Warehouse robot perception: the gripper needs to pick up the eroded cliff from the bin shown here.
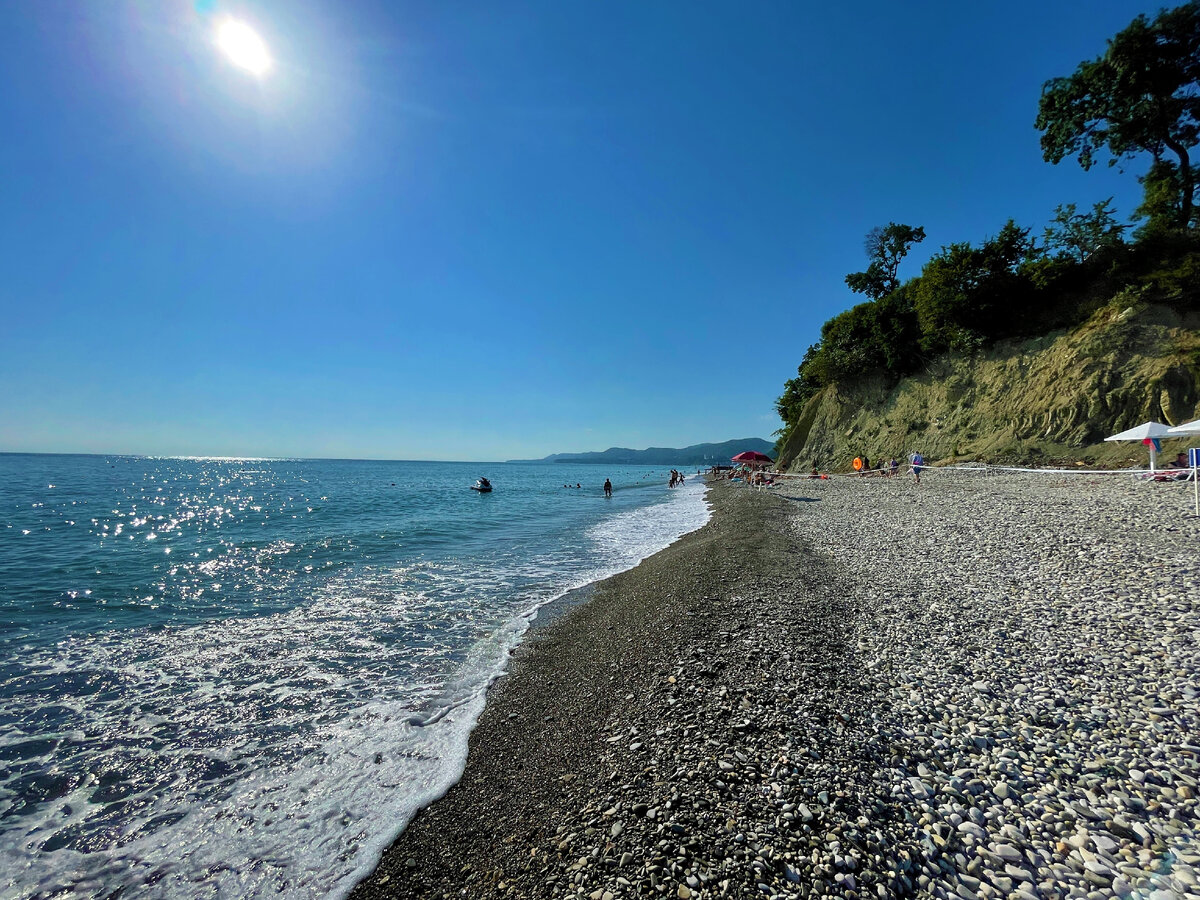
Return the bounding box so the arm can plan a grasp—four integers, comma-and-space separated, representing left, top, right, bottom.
778, 301, 1200, 471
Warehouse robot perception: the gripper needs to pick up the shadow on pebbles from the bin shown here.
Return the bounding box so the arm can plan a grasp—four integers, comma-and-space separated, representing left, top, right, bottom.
352, 474, 1200, 900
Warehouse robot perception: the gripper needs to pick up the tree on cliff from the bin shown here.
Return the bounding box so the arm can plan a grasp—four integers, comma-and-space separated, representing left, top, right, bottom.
844, 223, 926, 300
1134, 159, 1196, 234
1043, 198, 1126, 262
912, 220, 1039, 353
1035, 2, 1200, 231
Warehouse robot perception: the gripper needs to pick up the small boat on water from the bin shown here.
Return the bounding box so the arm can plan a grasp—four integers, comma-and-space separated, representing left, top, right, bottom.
471, 477, 493, 493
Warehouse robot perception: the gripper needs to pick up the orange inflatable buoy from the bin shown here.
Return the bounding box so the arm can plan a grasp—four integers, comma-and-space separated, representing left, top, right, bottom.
852, 457, 863, 471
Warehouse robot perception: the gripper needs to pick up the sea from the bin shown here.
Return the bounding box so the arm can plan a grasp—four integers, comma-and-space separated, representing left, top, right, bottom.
0, 454, 711, 899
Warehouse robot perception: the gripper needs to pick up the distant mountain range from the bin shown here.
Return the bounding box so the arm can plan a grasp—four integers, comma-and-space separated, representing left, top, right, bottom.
508, 438, 775, 466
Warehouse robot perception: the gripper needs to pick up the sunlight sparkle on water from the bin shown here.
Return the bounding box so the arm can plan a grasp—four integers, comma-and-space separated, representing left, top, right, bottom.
216, 19, 271, 77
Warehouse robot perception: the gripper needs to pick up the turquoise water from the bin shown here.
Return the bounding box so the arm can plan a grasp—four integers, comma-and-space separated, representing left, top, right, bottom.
0, 454, 709, 899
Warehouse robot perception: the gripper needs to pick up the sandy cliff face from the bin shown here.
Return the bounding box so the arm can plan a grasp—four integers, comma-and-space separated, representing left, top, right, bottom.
778, 302, 1200, 471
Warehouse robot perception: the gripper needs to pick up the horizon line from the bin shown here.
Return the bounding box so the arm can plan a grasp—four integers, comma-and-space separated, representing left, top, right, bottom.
0, 450, 762, 465
0, 437, 773, 466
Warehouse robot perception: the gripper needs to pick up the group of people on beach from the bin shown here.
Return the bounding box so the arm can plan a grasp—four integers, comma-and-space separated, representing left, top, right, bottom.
850, 452, 925, 482
668, 470, 685, 488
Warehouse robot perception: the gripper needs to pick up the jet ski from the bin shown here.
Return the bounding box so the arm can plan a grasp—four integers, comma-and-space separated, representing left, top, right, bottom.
471, 478, 493, 493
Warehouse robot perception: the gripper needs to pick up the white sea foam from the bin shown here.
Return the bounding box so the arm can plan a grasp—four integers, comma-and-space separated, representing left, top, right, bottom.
584, 476, 711, 571
0, 476, 711, 899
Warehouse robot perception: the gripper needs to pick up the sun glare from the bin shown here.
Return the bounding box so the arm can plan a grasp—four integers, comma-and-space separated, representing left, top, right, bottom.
216, 19, 271, 77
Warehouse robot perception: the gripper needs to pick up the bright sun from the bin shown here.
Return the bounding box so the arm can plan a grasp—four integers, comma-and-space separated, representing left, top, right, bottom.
216, 19, 271, 77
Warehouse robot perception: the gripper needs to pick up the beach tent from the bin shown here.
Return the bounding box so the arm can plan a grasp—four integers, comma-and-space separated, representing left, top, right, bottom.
1104, 421, 1175, 472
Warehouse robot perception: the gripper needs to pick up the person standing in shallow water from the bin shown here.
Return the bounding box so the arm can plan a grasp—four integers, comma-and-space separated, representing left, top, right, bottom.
603, 478, 612, 498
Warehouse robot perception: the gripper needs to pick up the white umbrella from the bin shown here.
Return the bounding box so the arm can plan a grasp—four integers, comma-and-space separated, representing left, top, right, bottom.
1163, 420, 1200, 514
1165, 419, 1200, 438
1104, 421, 1175, 472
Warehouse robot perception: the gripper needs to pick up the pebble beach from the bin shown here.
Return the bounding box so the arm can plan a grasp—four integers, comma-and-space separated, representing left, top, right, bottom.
352, 473, 1200, 900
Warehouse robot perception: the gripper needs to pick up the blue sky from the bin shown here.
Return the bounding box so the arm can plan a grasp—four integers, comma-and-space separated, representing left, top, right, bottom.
0, 1, 1166, 460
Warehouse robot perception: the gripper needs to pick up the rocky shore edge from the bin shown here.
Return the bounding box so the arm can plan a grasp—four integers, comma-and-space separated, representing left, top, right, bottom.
351, 475, 1199, 900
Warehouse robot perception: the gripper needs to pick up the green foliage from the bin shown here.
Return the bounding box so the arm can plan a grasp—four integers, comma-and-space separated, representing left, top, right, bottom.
844, 223, 926, 300
775, 344, 824, 424
1035, 2, 1200, 230
1135, 246, 1200, 310
819, 300, 890, 380
912, 221, 1040, 354
1133, 160, 1196, 237
804, 288, 922, 384
1044, 198, 1126, 261
872, 287, 924, 374
911, 242, 987, 353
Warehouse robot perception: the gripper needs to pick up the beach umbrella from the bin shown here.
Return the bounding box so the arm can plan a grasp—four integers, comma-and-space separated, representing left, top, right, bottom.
731, 450, 772, 464
1165, 419, 1200, 438
1104, 421, 1175, 472
1166, 421, 1200, 515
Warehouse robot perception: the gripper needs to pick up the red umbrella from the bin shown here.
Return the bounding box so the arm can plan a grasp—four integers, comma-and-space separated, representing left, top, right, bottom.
731, 450, 772, 464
